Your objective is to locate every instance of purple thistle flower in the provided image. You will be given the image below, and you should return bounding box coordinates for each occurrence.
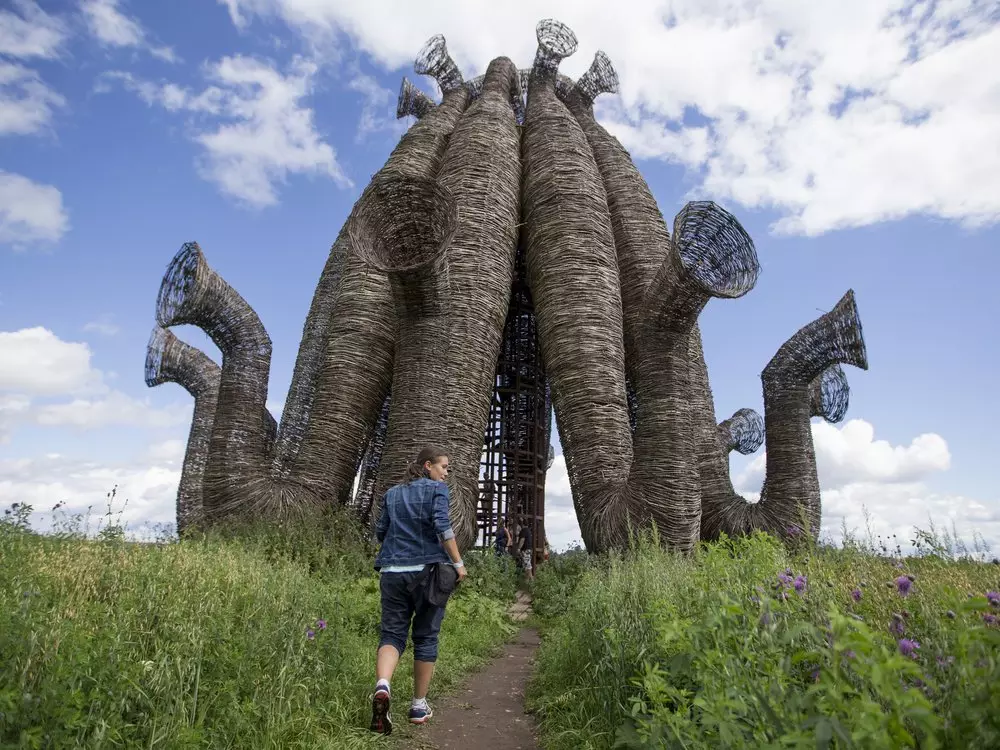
[984,613,998,627]
[890,613,906,636]
[851,588,862,602]
[895,576,912,597]
[316,619,327,630]
[844,650,856,660]
[898,638,920,658]
[306,629,316,640]
[793,575,807,594]
[986,591,999,608]
[778,572,793,587]
[786,524,803,537]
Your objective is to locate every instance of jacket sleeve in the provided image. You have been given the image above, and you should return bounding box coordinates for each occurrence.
[432,482,455,542]
[375,494,390,543]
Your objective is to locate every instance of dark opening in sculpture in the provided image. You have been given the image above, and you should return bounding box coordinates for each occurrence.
[146,19,869,558]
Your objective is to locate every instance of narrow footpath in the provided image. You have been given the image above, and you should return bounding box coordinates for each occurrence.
[401,591,540,749]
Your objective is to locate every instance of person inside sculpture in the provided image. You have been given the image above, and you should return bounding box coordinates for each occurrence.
[515,516,534,580]
[495,517,512,557]
[369,446,467,735]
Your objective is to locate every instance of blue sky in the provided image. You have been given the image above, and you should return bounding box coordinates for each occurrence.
[1,0,998,551]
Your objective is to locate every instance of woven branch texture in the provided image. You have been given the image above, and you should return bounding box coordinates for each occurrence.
[150,20,870,554]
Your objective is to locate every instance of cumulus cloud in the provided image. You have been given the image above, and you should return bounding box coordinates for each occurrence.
[541,418,994,553]
[219,0,1000,235]
[0,327,190,437]
[0,452,181,534]
[0,61,65,137]
[347,72,405,142]
[104,55,350,207]
[0,0,69,60]
[81,0,177,62]
[0,171,70,248]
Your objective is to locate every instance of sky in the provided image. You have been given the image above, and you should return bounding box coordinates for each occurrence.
[1,0,998,554]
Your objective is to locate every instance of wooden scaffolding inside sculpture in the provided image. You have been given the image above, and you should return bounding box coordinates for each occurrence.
[478,242,552,567]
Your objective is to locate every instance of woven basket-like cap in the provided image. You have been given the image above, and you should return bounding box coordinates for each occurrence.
[719,407,765,454]
[415,34,464,93]
[144,326,171,387]
[350,174,457,273]
[809,364,850,423]
[574,50,620,106]
[532,19,578,78]
[396,77,434,120]
[156,241,205,327]
[672,201,760,299]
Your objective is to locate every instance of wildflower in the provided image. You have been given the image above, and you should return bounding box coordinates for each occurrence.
[895,576,912,597]
[984,614,997,627]
[778,572,793,587]
[316,619,327,630]
[844,650,856,660]
[811,668,821,682]
[793,575,807,594]
[759,611,773,627]
[851,588,862,602]
[898,639,920,658]
[937,655,955,668]
[306,629,316,640]
[786,524,802,537]
[986,591,999,608]
[890,613,906,636]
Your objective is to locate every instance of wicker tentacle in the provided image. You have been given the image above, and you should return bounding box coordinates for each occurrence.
[154,242,294,520]
[718,408,765,455]
[809,363,850,423]
[145,326,221,534]
[415,34,464,94]
[523,19,633,553]
[700,291,868,540]
[397,77,435,120]
[292,68,470,512]
[624,203,759,551]
[353,391,391,523]
[434,56,522,549]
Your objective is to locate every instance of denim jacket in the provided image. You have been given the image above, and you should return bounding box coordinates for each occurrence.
[374,478,455,571]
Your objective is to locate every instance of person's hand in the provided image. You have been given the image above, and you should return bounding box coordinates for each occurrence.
[456,564,468,584]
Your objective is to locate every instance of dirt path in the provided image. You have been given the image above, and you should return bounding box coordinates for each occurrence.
[399,592,540,749]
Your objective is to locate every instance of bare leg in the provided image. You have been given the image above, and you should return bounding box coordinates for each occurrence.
[376,645,401,683]
[413,659,436,699]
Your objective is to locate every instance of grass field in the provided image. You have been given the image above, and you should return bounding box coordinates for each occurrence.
[528,530,1000,749]
[0,501,518,749]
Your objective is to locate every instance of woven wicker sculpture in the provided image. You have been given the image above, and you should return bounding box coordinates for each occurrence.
[148,19,868,552]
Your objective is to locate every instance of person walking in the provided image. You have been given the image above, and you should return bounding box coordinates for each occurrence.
[369,446,467,735]
[516,516,534,581]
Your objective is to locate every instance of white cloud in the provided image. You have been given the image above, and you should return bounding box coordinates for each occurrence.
[735,418,952,491]
[0,61,66,137]
[0,171,69,248]
[0,0,69,60]
[32,391,190,430]
[0,327,191,435]
[347,73,405,142]
[0,327,102,396]
[82,316,121,336]
[105,56,351,207]
[0,452,181,533]
[81,0,178,62]
[219,0,1000,235]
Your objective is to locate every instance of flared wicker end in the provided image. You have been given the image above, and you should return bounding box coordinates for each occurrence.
[465,74,484,100]
[809,364,850,423]
[672,201,760,299]
[532,19,578,77]
[827,289,868,371]
[156,241,205,327]
[414,33,464,93]
[718,407,765,455]
[396,77,434,120]
[350,174,457,273]
[575,50,620,105]
[144,326,171,387]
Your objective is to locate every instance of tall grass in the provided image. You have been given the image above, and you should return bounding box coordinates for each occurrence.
[528,530,1000,749]
[1,501,518,749]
